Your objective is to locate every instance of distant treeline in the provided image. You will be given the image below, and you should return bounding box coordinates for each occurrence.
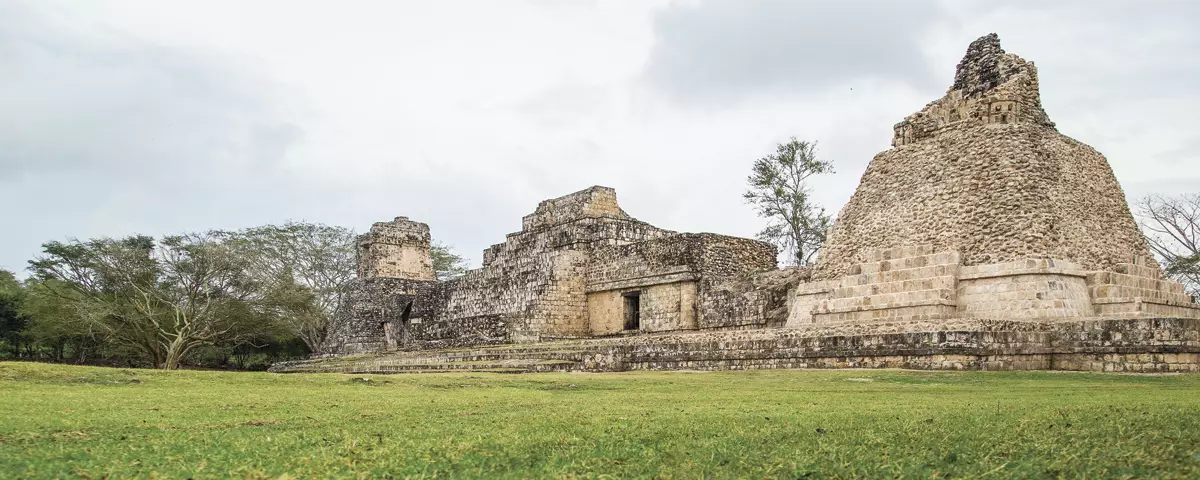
[0,222,468,370]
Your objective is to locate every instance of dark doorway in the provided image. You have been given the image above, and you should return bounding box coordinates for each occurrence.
[622,291,641,331]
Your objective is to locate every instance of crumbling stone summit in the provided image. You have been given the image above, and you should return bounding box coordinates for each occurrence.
[790,33,1198,329]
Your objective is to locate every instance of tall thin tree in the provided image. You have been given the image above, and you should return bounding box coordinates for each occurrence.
[744,137,834,266]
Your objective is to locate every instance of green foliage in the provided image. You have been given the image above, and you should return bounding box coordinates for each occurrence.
[431,241,470,281]
[0,270,29,356]
[2,363,1199,478]
[744,137,834,266]
[220,222,357,351]
[28,234,277,369]
[19,279,102,363]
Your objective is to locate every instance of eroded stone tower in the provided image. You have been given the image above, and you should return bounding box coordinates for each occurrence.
[790,33,1199,327]
[357,217,436,281]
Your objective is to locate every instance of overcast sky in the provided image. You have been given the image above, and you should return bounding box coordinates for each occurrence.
[2,0,1198,275]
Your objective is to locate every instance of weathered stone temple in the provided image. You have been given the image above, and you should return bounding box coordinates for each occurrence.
[320,186,778,356]
[275,34,1200,374]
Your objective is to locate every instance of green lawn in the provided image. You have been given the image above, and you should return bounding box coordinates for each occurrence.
[1,362,1199,479]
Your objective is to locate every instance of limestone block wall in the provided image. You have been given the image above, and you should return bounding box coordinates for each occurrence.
[957,259,1094,319]
[320,277,438,355]
[789,246,1200,330]
[432,217,666,343]
[1089,257,1200,319]
[697,277,772,329]
[586,233,776,332]
[586,282,699,335]
[405,187,673,344]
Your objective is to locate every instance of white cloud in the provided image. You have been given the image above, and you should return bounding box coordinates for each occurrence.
[2,0,1197,277]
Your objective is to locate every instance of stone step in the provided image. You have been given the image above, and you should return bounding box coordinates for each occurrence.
[822,289,956,313]
[1087,271,1188,295]
[832,275,957,298]
[286,358,582,374]
[1112,263,1164,280]
[1094,301,1200,319]
[1089,285,1196,305]
[852,251,961,275]
[813,303,958,324]
[840,264,959,286]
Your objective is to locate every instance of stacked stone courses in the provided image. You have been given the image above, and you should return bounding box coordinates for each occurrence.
[321,186,778,355]
[298,33,1200,373]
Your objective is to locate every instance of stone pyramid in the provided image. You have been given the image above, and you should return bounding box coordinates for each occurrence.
[814,33,1152,280]
[787,34,1198,328]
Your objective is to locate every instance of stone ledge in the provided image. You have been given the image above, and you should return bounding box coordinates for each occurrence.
[818,297,958,315]
[585,268,697,293]
[277,317,1200,374]
[959,264,1087,280]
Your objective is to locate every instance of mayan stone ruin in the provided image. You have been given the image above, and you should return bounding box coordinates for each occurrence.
[275,34,1200,375]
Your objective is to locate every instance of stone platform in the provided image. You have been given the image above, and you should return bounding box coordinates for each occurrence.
[271,317,1200,374]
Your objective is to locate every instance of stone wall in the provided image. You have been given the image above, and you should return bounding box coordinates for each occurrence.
[320,278,437,355]
[586,233,777,332]
[956,259,1094,319]
[586,282,699,334]
[277,317,1200,374]
[788,245,1200,331]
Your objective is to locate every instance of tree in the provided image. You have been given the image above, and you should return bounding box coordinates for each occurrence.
[19,278,105,363]
[220,222,356,352]
[431,241,469,281]
[0,270,29,357]
[29,234,270,369]
[1136,193,1200,296]
[744,137,835,266]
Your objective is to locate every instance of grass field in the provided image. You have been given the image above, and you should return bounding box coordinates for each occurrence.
[1,362,1199,479]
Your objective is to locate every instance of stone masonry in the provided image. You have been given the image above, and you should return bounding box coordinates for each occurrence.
[790,33,1200,330]
[292,34,1200,373]
[320,186,778,355]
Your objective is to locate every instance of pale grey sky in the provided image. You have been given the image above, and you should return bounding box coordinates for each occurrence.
[2,0,1198,275]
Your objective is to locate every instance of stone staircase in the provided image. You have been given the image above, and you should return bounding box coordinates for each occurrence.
[270,343,598,374]
[270,317,1200,374]
[808,247,961,325]
[1088,257,1200,319]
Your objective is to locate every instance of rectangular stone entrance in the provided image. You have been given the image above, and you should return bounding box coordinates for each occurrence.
[623,291,641,331]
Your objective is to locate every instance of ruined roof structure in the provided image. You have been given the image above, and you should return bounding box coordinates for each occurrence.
[815,33,1151,280]
[276,34,1200,376]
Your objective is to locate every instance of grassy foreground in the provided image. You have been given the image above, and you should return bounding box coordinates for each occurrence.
[1,363,1199,479]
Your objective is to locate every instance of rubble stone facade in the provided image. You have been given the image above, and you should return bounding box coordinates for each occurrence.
[320,186,777,355]
[294,33,1200,373]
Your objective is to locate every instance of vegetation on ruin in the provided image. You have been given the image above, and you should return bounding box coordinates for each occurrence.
[744,137,835,266]
[2,362,1199,479]
[430,241,470,281]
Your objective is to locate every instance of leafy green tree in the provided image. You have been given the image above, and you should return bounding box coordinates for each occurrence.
[431,241,470,281]
[221,222,356,351]
[744,137,835,266]
[0,270,29,357]
[29,234,271,369]
[20,278,102,362]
